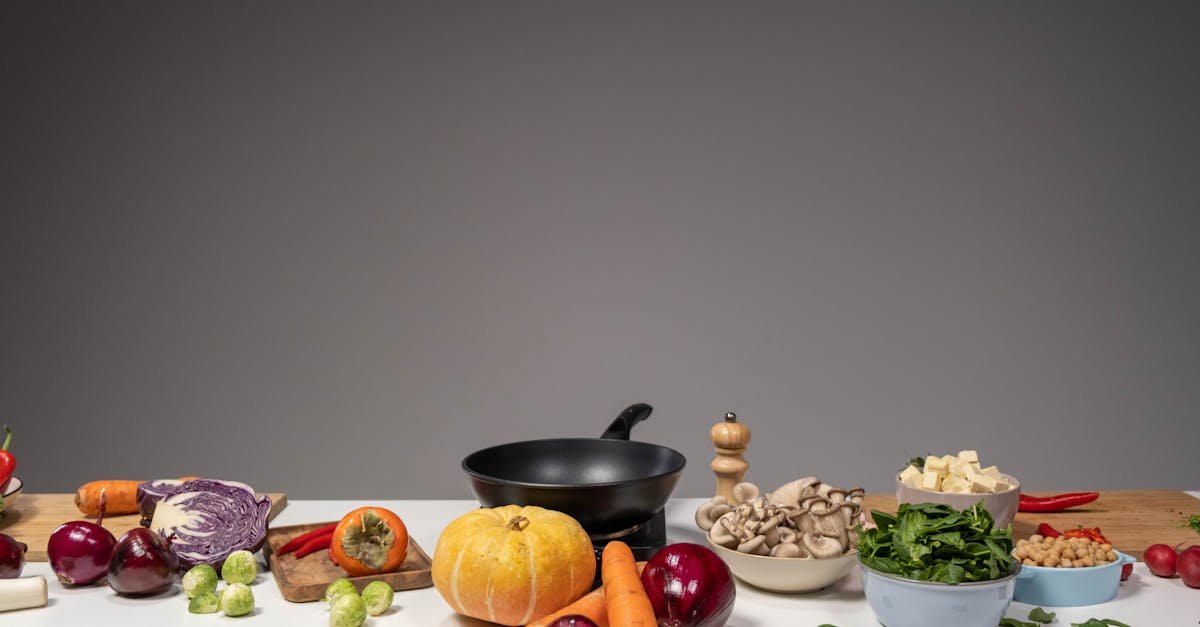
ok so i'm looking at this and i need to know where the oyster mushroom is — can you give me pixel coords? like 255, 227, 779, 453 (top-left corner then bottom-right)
708, 512, 740, 548
737, 535, 770, 556
758, 515, 782, 546
766, 477, 820, 508
770, 542, 805, 558
732, 482, 761, 505
695, 496, 731, 531
802, 534, 845, 559
777, 527, 799, 545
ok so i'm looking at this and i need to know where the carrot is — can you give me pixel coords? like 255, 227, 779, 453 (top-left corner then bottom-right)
75, 480, 141, 516
528, 562, 645, 627
74, 476, 200, 516
527, 585, 609, 627
602, 542, 656, 627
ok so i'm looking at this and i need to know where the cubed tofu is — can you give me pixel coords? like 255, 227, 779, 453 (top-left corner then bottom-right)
925, 456, 950, 476
981, 465, 1002, 480
921, 471, 942, 491
949, 458, 971, 478
993, 478, 1011, 492
970, 474, 997, 493
941, 476, 967, 493
957, 449, 979, 464
968, 461, 982, 474
899, 465, 922, 486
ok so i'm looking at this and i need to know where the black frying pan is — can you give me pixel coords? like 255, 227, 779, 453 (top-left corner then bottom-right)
462, 403, 686, 537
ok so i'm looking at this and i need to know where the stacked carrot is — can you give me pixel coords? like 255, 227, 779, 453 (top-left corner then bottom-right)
527, 542, 652, 627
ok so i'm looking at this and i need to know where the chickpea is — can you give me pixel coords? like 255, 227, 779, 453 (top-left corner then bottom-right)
1062, 548, 1077, 560
1107, 550, 1118, 561
1044, 555, 1060, 567
1081, 556, 1095, 567
1100, 543, 1112, 552
1060, 559, 1074, 568
1030, 534, 1044, 543
1023, 558, 1037, 566
1014, 547, 1029, 560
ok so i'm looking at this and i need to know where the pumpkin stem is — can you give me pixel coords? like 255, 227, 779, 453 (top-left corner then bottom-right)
506, 516, 530, 531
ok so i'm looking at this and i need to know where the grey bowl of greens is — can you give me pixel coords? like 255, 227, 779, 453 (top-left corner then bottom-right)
857, 501, 1019, 627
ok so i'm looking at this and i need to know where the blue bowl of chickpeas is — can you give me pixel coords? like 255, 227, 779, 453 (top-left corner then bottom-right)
1011, 533, 1134, 606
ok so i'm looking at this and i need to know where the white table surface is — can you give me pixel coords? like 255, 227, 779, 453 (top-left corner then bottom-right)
7, 496, 1200, 626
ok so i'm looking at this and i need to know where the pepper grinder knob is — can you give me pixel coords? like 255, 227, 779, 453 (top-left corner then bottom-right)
710, 411, 751, 501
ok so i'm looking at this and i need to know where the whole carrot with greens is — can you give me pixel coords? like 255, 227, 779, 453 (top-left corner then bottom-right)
602, 541, 656, 627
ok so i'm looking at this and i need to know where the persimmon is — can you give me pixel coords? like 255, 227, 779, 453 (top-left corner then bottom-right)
330, 507, 409, 576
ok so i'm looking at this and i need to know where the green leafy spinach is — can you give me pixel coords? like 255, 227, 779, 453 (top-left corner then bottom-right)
858, 501, 1014, 584
1029, 607, 1057, 623
1070, 620, 1131, 627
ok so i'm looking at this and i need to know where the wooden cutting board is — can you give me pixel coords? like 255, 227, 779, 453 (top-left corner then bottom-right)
264, 521, 433, 602
0, 492, 287, 561
860, 490, 1198, 560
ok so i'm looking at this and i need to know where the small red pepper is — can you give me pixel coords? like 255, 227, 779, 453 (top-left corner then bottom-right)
1037, 522, 1062, 538
293, 532, 334, 559
1063, 527, 1110, 544
1121, 562, 1132, 581
276, 523, 338, 556
0, 426, 14, 491
1018, 492, 1100, 512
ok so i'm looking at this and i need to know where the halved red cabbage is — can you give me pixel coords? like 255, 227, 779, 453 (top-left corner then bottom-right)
137, 479, 189, 522
148, 479, 271, 569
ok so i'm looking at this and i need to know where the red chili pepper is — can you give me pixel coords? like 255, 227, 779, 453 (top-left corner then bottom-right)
276, 523, 338, 556
1121, 562, 1132, 581
1063, 527, 1110, 544
1018, 492, 1100, 512
293, 532, 334, 559
1037, 522, 1062, 538
0, 426, 14, 490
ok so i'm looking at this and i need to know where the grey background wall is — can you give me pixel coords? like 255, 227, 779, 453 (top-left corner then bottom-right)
3, 2, 1198, 500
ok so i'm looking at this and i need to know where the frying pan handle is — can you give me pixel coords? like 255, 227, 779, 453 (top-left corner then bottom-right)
600, 403, 653, 440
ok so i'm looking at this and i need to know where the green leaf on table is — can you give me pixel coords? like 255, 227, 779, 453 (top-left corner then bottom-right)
999, 619, 1038, 627
1029, 607, 1057, 623
1070, 620, 1131, 627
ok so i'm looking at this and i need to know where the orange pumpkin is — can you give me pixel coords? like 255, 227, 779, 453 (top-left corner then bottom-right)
431, 505, 595, 626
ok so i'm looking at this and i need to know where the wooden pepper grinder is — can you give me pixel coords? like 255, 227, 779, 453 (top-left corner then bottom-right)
710, 411, 751, 501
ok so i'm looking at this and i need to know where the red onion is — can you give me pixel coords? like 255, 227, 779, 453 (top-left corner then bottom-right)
641, 543, 735, 627
0, 533, 26, 578
48, 521, 117, 585
107, 527, 179, 596
547, 616, 600, 627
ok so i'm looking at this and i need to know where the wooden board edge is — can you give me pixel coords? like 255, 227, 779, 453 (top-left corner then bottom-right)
265, 521, 433, 603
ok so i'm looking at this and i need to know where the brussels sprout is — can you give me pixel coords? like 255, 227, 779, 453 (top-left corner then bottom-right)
182, 564, 219, 598
221, 550, 258, 585
360, 580, 393, 616
219, 583, 255, 617
329, 592, 367, 627
323, 577, 357, 607
188, 591, 219, 614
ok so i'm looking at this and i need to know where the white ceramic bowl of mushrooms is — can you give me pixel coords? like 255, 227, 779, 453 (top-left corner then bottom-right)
696, 478, 864, 593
